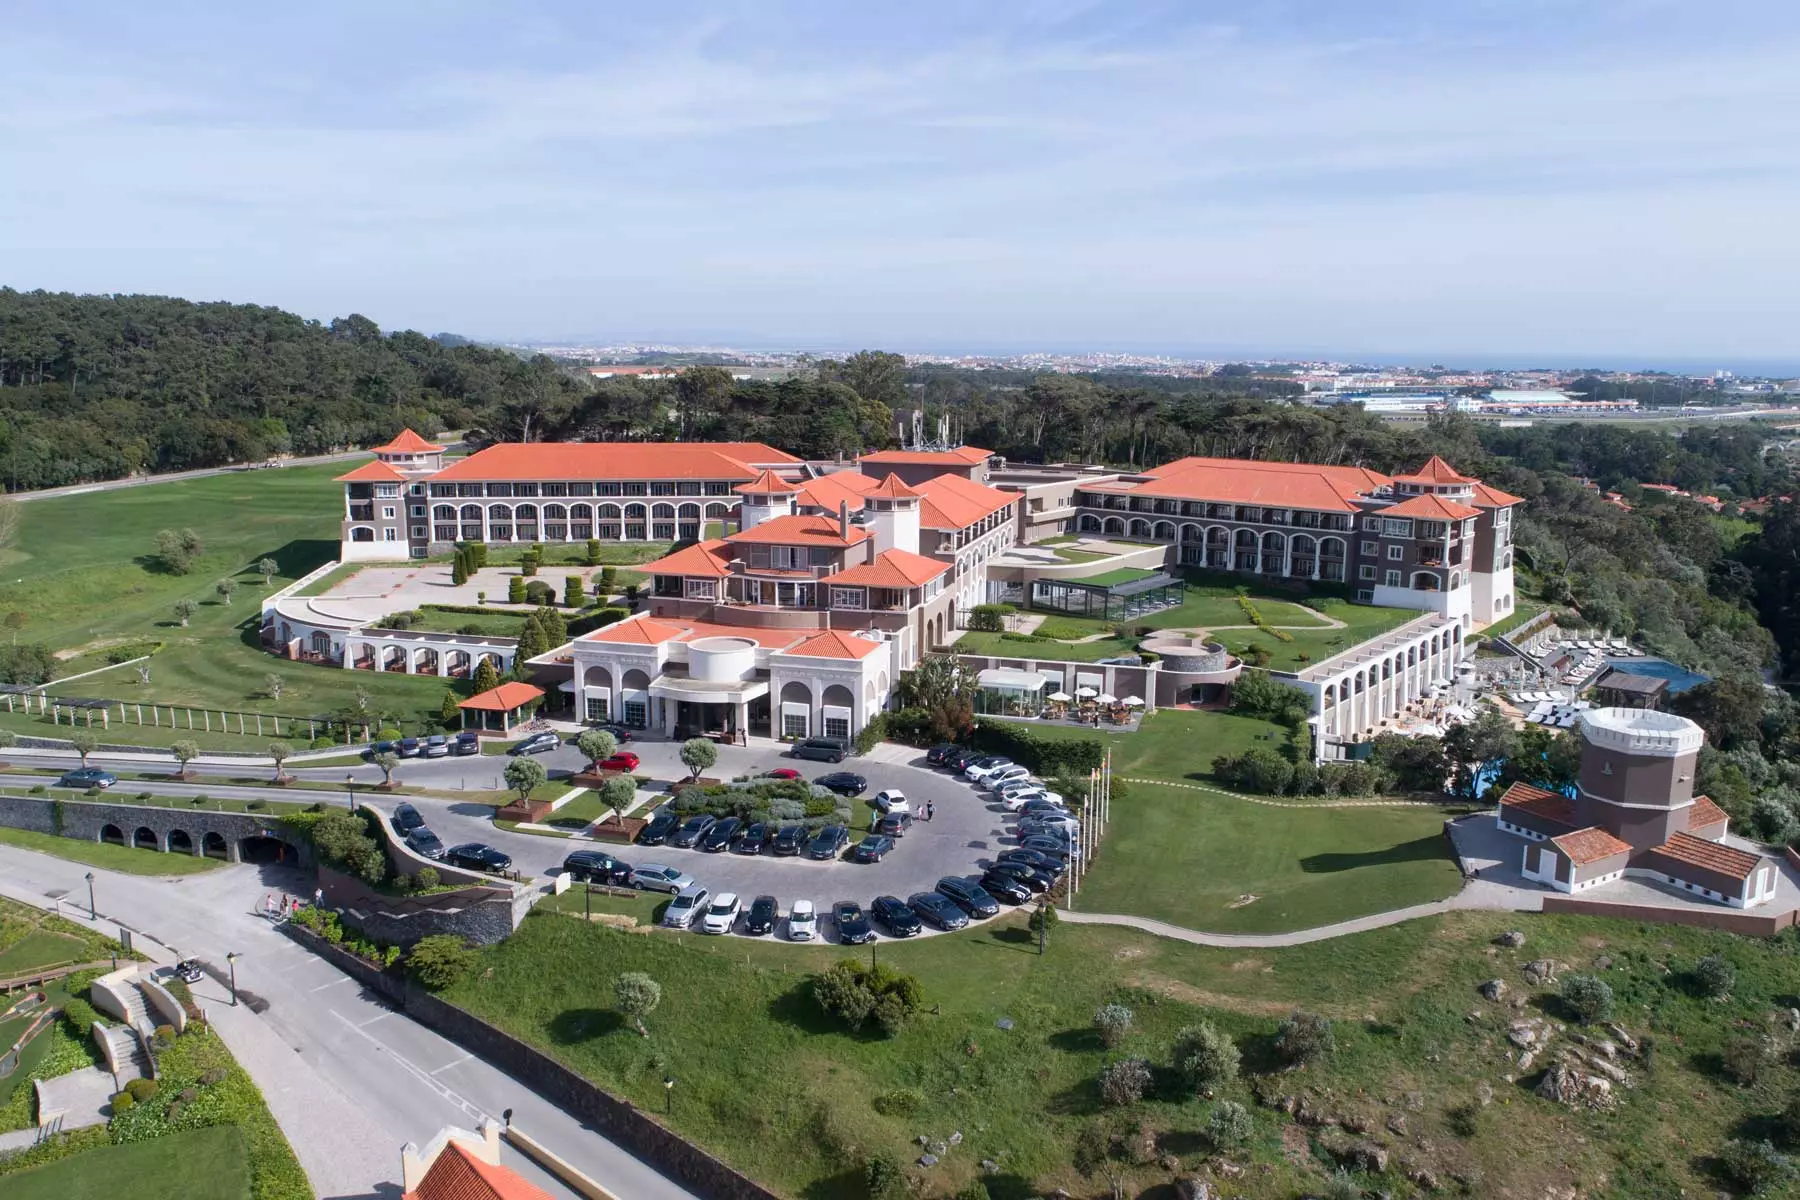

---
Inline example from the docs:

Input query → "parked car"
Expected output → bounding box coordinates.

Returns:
[629,864,695,894]
[792,737,852,763]
[877,811,914,838]
[672,814,717,849]
[390,803,425,834]
[699,816,742,852]
[744,894,778,936]
[509,731,560,756]
[833,900,875,944]
[965,757,1016,783]
[560,850,631,885]
[445,843,512,873]
[985,858,1053,893]
[907,891,969,931]
[770,824,808,856]
[936,876,1001,918]
[699,892,741,934]
[406,827,446,860]
[815,771,867,796]
[979,871,1033,904]
[761,767,802,780]
[871,895,922,937]
[599,751,641,773]
[807,824,850,860]
[995,786,1049,811]
[452,731,481,756]
[589,722,635,743]
[662,885,711,929]
[960,754,1008,777]
[947,749,984,772]
[1018,819,1078,842]
[637,808,679,846]
[423,734,451,758]
[925,743,962,767]
[1019,798,1071,818]
[398,737,423,758]
[734,821,769,855]
[851,834,895,864]
[983,764,1034,790]
[368,740,397,758]
[998,847,1066,875]
[174,959,205,984]
[871,789,910,815]
[1018,836,1076,862]
[787,899,818,941]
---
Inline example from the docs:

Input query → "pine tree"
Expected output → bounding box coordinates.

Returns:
[451,552,469,586]
[516,611,549,661]
[440,689,462,724]
[537,605,567,648]
[472,657,502,694]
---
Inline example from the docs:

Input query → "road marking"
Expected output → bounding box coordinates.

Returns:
[311,977,355,993]
[329,1010,488,1125]
[430,1053,471,1075]
[357,1012,393,1028]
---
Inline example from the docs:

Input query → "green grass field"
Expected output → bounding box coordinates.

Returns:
[7,1126,249,1200]
[952,630,1141,662]
[0,929,91,975]
[396,606,530,636]
[0,826,225,875]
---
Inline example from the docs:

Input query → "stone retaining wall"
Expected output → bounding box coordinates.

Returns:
[320,864,522,947]
[1541,894,1799,936]
[0,795,311,867]
[280,923,782,1200]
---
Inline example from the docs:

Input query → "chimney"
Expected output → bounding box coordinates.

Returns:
[838,500,850,540]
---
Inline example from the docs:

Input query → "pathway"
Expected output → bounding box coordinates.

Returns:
[1119,775,1444,809]
[8,451,376,504]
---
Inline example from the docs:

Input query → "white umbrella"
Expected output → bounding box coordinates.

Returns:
[1075,686,1097,698]
[1122,696,1144,707]
[1047,691,1072,702]
[1096,692,1117,704]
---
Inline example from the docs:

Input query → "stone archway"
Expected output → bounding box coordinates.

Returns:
[99,823,124,846]
[778,681,812,739]
[132,826,158,850]
[202,832,229,860]
[166,829,194,854]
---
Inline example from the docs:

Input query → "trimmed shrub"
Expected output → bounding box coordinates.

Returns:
[507,575,527,604]
[62,996,101,1033]
[124,1076,159,1102]
[523,580,555,605]
[110,1089,135,1112]
[567,607,631,637]
[966,603,1012,632]
[969,721,1103,774]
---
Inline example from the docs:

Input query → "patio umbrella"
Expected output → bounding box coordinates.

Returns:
[1122,696,1144,707]
[1047,691,1072,703]
[1075,686,1098,698]
[1096,693,1117,704]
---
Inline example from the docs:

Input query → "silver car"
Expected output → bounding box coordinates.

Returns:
[630,864,695,894]
[662,884,712,929]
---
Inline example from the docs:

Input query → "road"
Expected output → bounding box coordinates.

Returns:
[8,451,370,503]
[0,843,699,1200]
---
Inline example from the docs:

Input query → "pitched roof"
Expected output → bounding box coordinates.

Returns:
[431,442,797,482]
[457,682,544,712]
[734,468,803,495]
[1471,482,1525,508]
[857,446,992,467]
[820,548,950,588]
[725,513,869,547]
[335,459,408,483]
[915,474,1016,530]
[1380,492,1482,521]
[1495,781,1577,828]
[639,539,732,578]
[374,428,444,454]
[779,628,884,660]
[794,470,881,514]
[867,473,924,499]
[580,615,689,645]
[1551,826,1633,866]
[1142,456,1393,493]
[405,1141,554,1200]
[1649,831,1763,881]
[1394,455,1476,485]
[1687,795,1729,830]
[1110,460,1386,513]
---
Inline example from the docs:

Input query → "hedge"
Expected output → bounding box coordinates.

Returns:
[567,607,632,637]
[969,721,1104,774]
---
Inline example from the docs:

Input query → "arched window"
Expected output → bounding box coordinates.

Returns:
[460,504,483,521]
[432,504,456,521]
[543,503,568,520]
[514,504,538,521]
[488,504,513,521]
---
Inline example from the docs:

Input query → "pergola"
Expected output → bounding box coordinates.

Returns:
[458,682,546,734]
[1029,571,1184,621]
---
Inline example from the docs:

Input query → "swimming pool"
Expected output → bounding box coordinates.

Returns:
[1603,656,1709,693]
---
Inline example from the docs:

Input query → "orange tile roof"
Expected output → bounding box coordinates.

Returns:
[1394,455,1476,485]
[866,473,924,499]
[1380,493,1482,520]
[794,471,880,513]
[405,1141,555,1200]
[1687,795,1729,831]
[431,442,797,482]
[1650,831,1763,881]
[335,459,408,483]
[1117,464,1370,512]
[457,682,545,712]
[858,446,992,467]
[725,513,869,547]
[1551,826,1632,866]
[915,474,1016,530]
[734,468,803,495]
[581,615,690,645]
[640,539,732,578]
[820,548,949,588]
[780,628,884,660]
[374,428,444,454]
[1141,456,1393,495]
[1471,481,1525,507]
[1496,782,1577,828]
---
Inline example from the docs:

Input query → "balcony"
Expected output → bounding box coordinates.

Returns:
[732,561,832,579]
[348,505,374,522]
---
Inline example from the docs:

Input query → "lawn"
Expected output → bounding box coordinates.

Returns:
[953,631,1142,662]
[0,825,225,875]
[6,1126,249,1200]
[1481,598,1548,641]
[0,896,133,966]
[399,606,530,637]
[543,789,612,830]
[446,906,1800,1200]
[0,930,91,975]
[1014,708,1288,783]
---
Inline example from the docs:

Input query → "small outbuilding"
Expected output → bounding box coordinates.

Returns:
[1594,668,1668,711]
[457,681,545,735]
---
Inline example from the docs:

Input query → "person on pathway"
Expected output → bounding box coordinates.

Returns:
[924,799,934,822]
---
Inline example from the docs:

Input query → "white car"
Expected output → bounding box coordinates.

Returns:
[662,884,711,929]
[998,786,1062,811]
[984,764,1034,790]
[787,899,818,941]
[630,864,696,894]
[966,759,1017,783]
[871,790,911,815]
[699,892,741,935]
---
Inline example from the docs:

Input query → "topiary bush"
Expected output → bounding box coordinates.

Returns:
[124,1076,159,1103]
[109,1089,135,1112]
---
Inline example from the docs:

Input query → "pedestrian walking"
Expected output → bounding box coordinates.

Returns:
[924,799,934,822]
[313,886,324,908]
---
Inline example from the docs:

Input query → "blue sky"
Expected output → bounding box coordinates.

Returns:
[4,1,1798,363]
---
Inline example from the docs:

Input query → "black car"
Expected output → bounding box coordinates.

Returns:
[980,870,1033,904]
[871,895,922,937]
[936,875,1001,918]
[770,824,808,856]
[390,803,425,834]
[948,748,984,772]
[807,824,850,860]
[877,811,914,838]
[1019,836,1074,862]
[453,731,481,756]
[637,808,679,846]
[744,894,778,936]
[591,722,635,743]
[734,821,769,855]
[925,743,961,767]
[814,771,867,796]
[833,900,876,944]
[986,859,1053,893]
[406,827,446,860]
[446,843,513,873]
[851,834,895,864]
[792,736,852,763]
[561,850,631,884]
[672,814,717,849]
[699,817,741,852]
[907,891,969,931]
[998,847,1066,876]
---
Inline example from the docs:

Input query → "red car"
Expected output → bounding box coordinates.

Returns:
[599,752,641,773]
[763,767,801,780]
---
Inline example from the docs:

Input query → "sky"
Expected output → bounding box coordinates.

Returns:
[4,1,1799,365]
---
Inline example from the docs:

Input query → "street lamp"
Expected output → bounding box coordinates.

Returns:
[226,952,241,1006]
[85,871,95,920]
[663,1076,676,1115]
[345,773,357,813]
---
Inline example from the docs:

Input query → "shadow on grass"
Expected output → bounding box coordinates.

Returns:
[768,980,843,1037]
[967,926,1039,955]
[986,1174,1036,1200]
[1298,834,1450,875]
[798,1165,866,1200]
[1048,1026,1103,1053]
[547,1007,623,1044]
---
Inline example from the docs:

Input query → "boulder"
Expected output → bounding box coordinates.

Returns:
[1345,1142,1390,1173]
[1536,1057,1616,1110]
[1523,959,1560,986]
[1409,1167,1441,1192]
[1386,1113,1408,1137]
[1604,1023,1639,1054]
[1497,930,1527,948]
[1175,1178,1214,1200]
[1479,978,1508,1002]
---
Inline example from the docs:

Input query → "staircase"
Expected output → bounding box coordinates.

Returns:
[113,983,153,1035]
[97,1024,150,1088]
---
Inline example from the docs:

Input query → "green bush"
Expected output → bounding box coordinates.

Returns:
[854,712,888,754]
[970,721,1102,774]
[1173,1020,1240,1093]
[966,603,1012,632]
[406,934,479,990]
[507,576,527,604]
[109,1089,135,1112]
[1719,1138,1795,1194]
[1097,1057,1151,1107]
[567,607,631,637]
[863,1152,906,1200]
[1559,974,1613,1024]
[62,996,100,1033]
[1208,1099,1254,1148]
[125,1076,159,1102]
[813,959,924,1037]
[1094,1002,1133,1047]
[1693,954,1736,999]
[1275,1010,1335,1066]
[872,1088,923,1117]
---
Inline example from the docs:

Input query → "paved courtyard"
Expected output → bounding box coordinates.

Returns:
[310,562,615,624]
